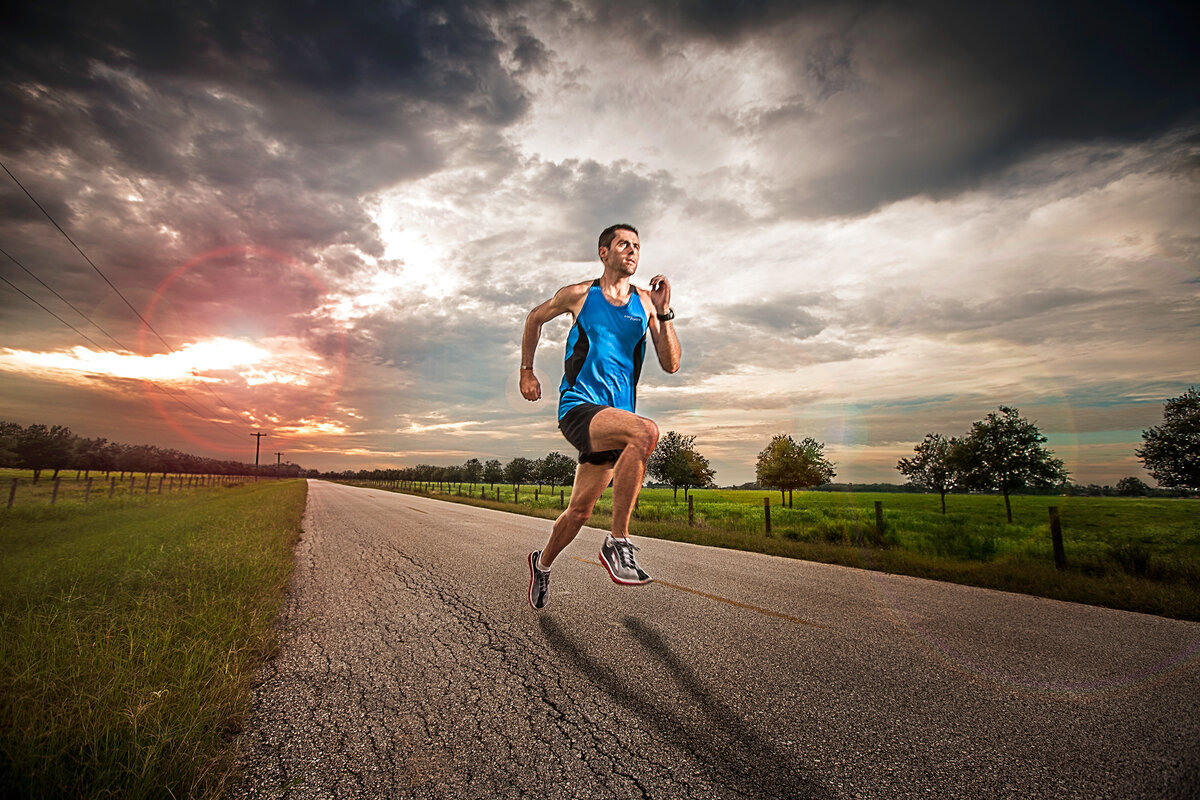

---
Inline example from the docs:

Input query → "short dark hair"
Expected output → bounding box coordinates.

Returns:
[598,223,639,251]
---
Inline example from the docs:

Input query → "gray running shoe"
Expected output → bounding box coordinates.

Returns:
[528,551,550,609]
[599,535,652,585]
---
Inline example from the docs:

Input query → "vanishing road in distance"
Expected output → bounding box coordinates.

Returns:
[232,480,1200,799]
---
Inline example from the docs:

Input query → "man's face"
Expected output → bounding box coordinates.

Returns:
[600,229,640,276]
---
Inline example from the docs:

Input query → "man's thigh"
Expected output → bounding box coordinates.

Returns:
[588,407,651,452]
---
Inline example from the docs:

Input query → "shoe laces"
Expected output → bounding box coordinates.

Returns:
[614,538,639,569]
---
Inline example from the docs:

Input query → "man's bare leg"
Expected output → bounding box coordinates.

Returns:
[587,408,660,539]
[538,461,613,568]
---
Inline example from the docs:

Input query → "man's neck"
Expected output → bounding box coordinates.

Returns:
[599,270,633,302]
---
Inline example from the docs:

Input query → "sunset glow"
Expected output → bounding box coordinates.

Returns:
[0,339,270,383]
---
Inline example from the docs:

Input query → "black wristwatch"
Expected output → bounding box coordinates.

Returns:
[656,308,675,322]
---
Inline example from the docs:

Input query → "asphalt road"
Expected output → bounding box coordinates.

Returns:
[231,480,1200,799]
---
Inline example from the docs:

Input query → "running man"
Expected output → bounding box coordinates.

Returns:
[521,223,681,609]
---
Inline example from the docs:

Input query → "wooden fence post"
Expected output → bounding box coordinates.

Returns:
[764,497,771,534]
[8,477,18,510]
[51,477,61,505]
[560,489,565,509]
[874,501,885,546]
[129,477,136,495]
[688,494,695,526]
[109,477,116,499]
[85,477,93,503]
[144,475,151,495]
[158,476,164,494]
[1049,507,1067,570]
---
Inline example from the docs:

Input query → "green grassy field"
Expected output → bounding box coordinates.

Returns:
[0,475,306,799]
[1,468,238,510]
[364,481,1200,620]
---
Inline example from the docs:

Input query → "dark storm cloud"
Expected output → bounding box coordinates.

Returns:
[0,0,537,253]
[696,0,1196,140]
[589,0,1198,216]
[2,0,529,136]
[0,0,544,357]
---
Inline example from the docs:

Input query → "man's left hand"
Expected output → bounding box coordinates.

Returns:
[648,274,671,315]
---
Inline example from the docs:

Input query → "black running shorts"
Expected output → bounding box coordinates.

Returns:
[558,402,623,465]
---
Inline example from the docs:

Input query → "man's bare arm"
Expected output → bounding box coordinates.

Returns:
[520,282,590,402]
[641,277,681,373]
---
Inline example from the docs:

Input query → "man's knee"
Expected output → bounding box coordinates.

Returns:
[564,502,593,526]
[633,417,659,456]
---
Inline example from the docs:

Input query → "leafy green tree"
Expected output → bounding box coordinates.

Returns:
[483,459,504,487]
[896,433,961,514]
[1115,476,1150,496]
[0,421,21,467]
[462,458,483,484]
[537,452,576,490]
[957,406,1069,523]
[16,424,76,483]
[648,431,718,501]
[755,434,836,507]
[676,448,716,501]
[1137,386,1200,491]
[503,457,536,491]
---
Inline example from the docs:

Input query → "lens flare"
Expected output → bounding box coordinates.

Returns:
[138,245,346,455]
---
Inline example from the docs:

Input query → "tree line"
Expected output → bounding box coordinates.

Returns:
[327,454,579,491]
[331,393,1197,525]
[9,388,1193,507]
[0,421,306,482]
[896,389,1199,519]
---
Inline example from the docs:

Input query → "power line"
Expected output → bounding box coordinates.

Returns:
[0,157,175,352]
[0,259,254,447]
[0,245,131,352]
[0,272,110,351]
[0,158,249,419]
[0,267,244,439]
[0,159,317,454]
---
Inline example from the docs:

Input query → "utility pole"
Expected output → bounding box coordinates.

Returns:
[250,431,267,466]
[275,452,283,466]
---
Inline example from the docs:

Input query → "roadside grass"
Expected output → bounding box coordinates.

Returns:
[0,478,306,799]
[354,481,1200,621]
[1,468,234,510]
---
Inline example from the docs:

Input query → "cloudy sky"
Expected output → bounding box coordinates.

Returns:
[1,0,1197,485]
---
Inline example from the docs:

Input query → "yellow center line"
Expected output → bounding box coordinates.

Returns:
[572,557,827,629]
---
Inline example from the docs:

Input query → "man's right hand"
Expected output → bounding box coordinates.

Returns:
[520,369,542,401]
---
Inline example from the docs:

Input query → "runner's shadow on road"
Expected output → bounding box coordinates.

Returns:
[539,615,830,800]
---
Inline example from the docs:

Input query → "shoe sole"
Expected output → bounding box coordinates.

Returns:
[599,548,653,585]
[528,551,547,609]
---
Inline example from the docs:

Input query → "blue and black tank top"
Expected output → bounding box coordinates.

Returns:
[558,279,649,421]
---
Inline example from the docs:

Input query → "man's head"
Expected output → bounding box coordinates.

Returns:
[598,223,640,277]
[599,223,639,251]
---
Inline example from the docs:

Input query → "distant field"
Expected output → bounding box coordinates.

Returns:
[354,481,1200,620]
[0,477,306,799]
